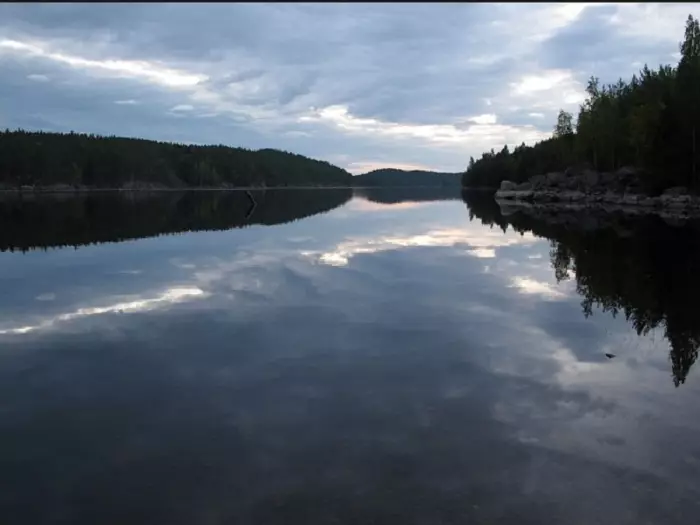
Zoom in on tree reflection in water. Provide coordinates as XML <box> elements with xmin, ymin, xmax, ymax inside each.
<box><xmin>0</xmin><ymin>189</ymin><xmax>352</xmax><ymax>253</ymax></box>
<box><xmin>463</xmin><ymin>189</ymin><xmax>700</xmax><ymax>387</ymax></box>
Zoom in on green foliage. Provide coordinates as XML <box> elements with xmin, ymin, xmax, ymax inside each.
<box><xmin>463</xmin><ymin>138</ymin><xmax>575</xmax><ymax>188</ymax></box>
<box><xmin>463</xmin><ymin>14</ymin><xmax>700</xmax><ymax>192</ymax></box>
<box><xmin>0</xmin><ymin>131</ymin><xmax>352</xmax><ymax>189</ymax></box>
<box><xmin>553</xmin><ymin>109</ymin><xmax>574</xmax><ymax>138</ymax></box>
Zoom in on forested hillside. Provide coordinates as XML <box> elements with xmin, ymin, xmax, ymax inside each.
<box><xmin>354</xmin><ymin>168</ymin><xmax>461</xmax><ymax>187</ymax></box>
<box><xmin>463</xmin><ymin>14</ymin><xmax>700</xmax><ymax>194</ymax></box>
<box><xmin>0</xmin><ymin>131</ymin><xmax>352</xmax><ymax>189</ymax></box>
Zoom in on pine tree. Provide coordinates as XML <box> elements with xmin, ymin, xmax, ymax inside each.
<box><xmin>678</xmin><ymin>15</ymin><xmax>700</xmax><ymax>184</ymax></box>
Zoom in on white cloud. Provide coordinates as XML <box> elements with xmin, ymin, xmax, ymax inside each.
<box><xmin>27</xmin><ymin>73</ymin><xmax>49</xmax><ymax>82</ymax></box>
<box><xmin>512</xmin><ymin>70</ymin><xmax>586</xmax><ymax>106</ymax></box>
<box><xmin>469</xmin><ymin>114</ymin><xmax>498</xmax><ymax>125</ymax></box>
<box><xmin>513</xmin><ymin>70</ymin><xmax>572</xmax><ymax>95</ymax></box>
<box><xmin>299</xmin><ymin>105</ymin><xmax>550</xmax><ymax>154</ymax></box>
<box><xmin>171</xmin><ymin>104</ymin><xmax>194</xmax><ymax>112</ymax></box>
<box><xmin>0</xmin><ymin>38</ymin><xmax>207</xmax><ymax>88</ymax></box>
<box><xmin>469</xmin><ymin>248</ymin><xmax>496</xmax><ymax>258</ymax></box>
<box><xmin>509</xmin><ymin>277</ymin><xmax>567</xmax><ymax>300</ymax></box>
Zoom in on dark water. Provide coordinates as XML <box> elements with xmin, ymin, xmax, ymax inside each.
<box><xmin>2</xmin><ymin>188</ymin><xmax>700</xmax><ymax>525</ymax></box>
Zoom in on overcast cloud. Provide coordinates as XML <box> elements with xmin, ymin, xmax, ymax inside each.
<box><xmin>0</xmin><ymin>3</ymin><xmax>695</xmax><ymax>173</ymax></box>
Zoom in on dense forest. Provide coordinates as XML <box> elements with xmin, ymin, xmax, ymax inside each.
<box><xmin>463</xmin><ymin>15</ymin><xmax>700</xmax><ymax>194</ymax></box>
<box><xmin>354</xmin><ymin>169</ymin><xmax>461</xmax><ymax>188</ymax></box>
<box><xmin>0</xmin><ymin>189</ymin><xmax>351</xmax><ymax>252</ymax></box>
<box><xmin>0</xmin><ymin>130</ymin><xmax>352</xmax><ymax>189</ymax></box>
<box><xmin>462</xmin><ymin>189</ymin><xmax>700</xmax><ymax>387</ymax></box>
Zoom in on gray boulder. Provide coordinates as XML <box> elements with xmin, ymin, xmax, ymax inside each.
<box><xmin>530</xmin><ymin>174</ymin><xmax>546</xmax><ymax>189</ymax></box>
<box><xmin>564</xmin><ymin>164</ymin><xmax>595</xmax><ymax>177</ymax></box>
<box><xmin>500</xmin><ymin>180</ymin><xmax>517</xmax><ymax>191</ymax></box>
<box><xmin>621</xmin><ymin>194</ymin><xmax>640</xmax><ymax>205</ymax></box>
<box><xmin>638</xmin><ymin>197</ymin><xmax>660</xmax><ymax>207</ymax></box>
<box><xmin>615</xmin><ymin>166</ymin><xmax>642</xmax><ymax>186</ymax></box>
<box><xmin>545</xmin><ymin>172</ymin><xmax>565</xmax><ymax>185</ymax></box>
<box><xmin>600</xmin><ymin>172</ymin><xmax>617</xmax><ymax>185</ymax></box>
<box><xmin>564</xmin><ymin>176</ymin><xmax>581</xmax><ymax>190</ymax></box>
<box><xmin>581</xmin><ymin>170</ymin><xmax>600</xmax><ymax>188</ymax></box>
<box><xmin>515</xmin><ymin>182</ymin><xmax>532</xmax><ymax>191</ymax></box>
<box><xmin>616</xmin><ymin>166</ymin><xmax>639</xmax><ymax>177</ymax></box>
<box><xmin>662</xmin><ymin>195</ymin><xmax>692</xmax><ymax>208</ymax></box>
<box><xmin>562</xmin><ymin>180</ymin><xmax>577</xmax><ymax>191</ymax></box>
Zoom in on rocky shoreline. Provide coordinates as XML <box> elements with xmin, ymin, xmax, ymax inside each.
<box><xmin>494</xmin><ymin>166</ymin><xmax>700</xmax><ymax>216</ymax></box>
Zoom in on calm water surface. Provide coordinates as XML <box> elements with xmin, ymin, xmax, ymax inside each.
<box><xmin>2</xmin><ymin>189</ymin><xmax>700</xmax><ymax>524</ymax></box>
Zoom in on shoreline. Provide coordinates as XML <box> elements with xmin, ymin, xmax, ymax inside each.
<box><xmin>487</xmin><ymin>165</ymin><xmax>700</xmax><ymax>217</ymax></box>
<box><xmin>494</xmin><ymin>189</ymin><xmax>700</xmax><ymax>218</ymax></box>
<box><xmin>0</xmin><ymin>186</ymin><xmax>353</xmax><ymax>194</ymax></box>
<box><xmin>0</xmin><ymin>184</ymin><xmax>460</xmax><ymax>195</ymax></box>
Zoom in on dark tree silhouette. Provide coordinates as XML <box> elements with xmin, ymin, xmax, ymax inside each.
<box><xmin>354</xmin><ymin>169</ymin><xmax>461</xmax><ymax>188</ymax></box>
<box><xmin>0</xmin><ymin>131</ymin><xmax>352</xmax><ymax>190</ymax></box>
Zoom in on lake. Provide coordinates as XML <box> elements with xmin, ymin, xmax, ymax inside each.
<box><xmin>2</xmin><ymin>188</ymin><xmax>700</xmax><ymax>524</ymax></box>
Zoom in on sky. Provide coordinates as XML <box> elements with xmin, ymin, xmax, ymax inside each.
<box><xmin>0</xmin><ymin>3</ymin><xmax>696</xmax><ymax>174</ymax></box>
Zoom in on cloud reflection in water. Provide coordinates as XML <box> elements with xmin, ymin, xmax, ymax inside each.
<box><xmin>0</xmin><ymin>287</ymin><xmax>206</xmax><ymax>335</ymax></box>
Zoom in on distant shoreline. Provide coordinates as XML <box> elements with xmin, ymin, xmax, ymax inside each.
<box><xmin>0</xmin><ymin>186</ymin><xmax>350</xmax><ymax>194</ymax></box>
<box><xmin>0</xmin><ymin>185</ymin><xmax>460</xmax><ymax>195</ymax></box>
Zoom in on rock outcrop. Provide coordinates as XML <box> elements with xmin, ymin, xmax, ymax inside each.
<box><xmin>495</xmin><ymin>166</ymin><xmax>700</xmax><ymax>215</ymax></box>
<box><xmin>499</xmin><ymin>180</ymin><xmax>518</xmax><ymax>191</ymax></box>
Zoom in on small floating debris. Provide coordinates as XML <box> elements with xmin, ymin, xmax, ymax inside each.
<box><xmin>605</xmin><ymin>353</ymin><xmax>616</xmax><ymax>359</ymax></box>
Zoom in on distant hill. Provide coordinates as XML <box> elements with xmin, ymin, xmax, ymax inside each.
<box><xmin>0</xmin><ymin>130</ymin><xmax>352</xmax><ymax>189</ymax></box>
<box><xmin>352</xmin><ymin>168</ymin><xmax>462</xmax><ymax>188</ymax></box>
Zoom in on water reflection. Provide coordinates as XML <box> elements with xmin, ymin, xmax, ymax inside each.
<box><xmin>0</xmin><ymin>189</ymin><xmax>352</xmax><ymax>252</ymax></box>
<box><xmin>2</xmin><ymin>189</ymin><xmax>700</xmax><ymax>524</ymax></box>
<box><xmin>0</xmin><ymin>286</ymin><xmax>206</xmax><ymax>335</ymax></box>
<box><xmin>463</xmin><ymin>189</ymin><xmax>700</xmax><ymax>387</ymax></box>
<box><xmin>353</xmin><ymin>186</ymin><xmax>462</xmax><ymax>204</ymax></box>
